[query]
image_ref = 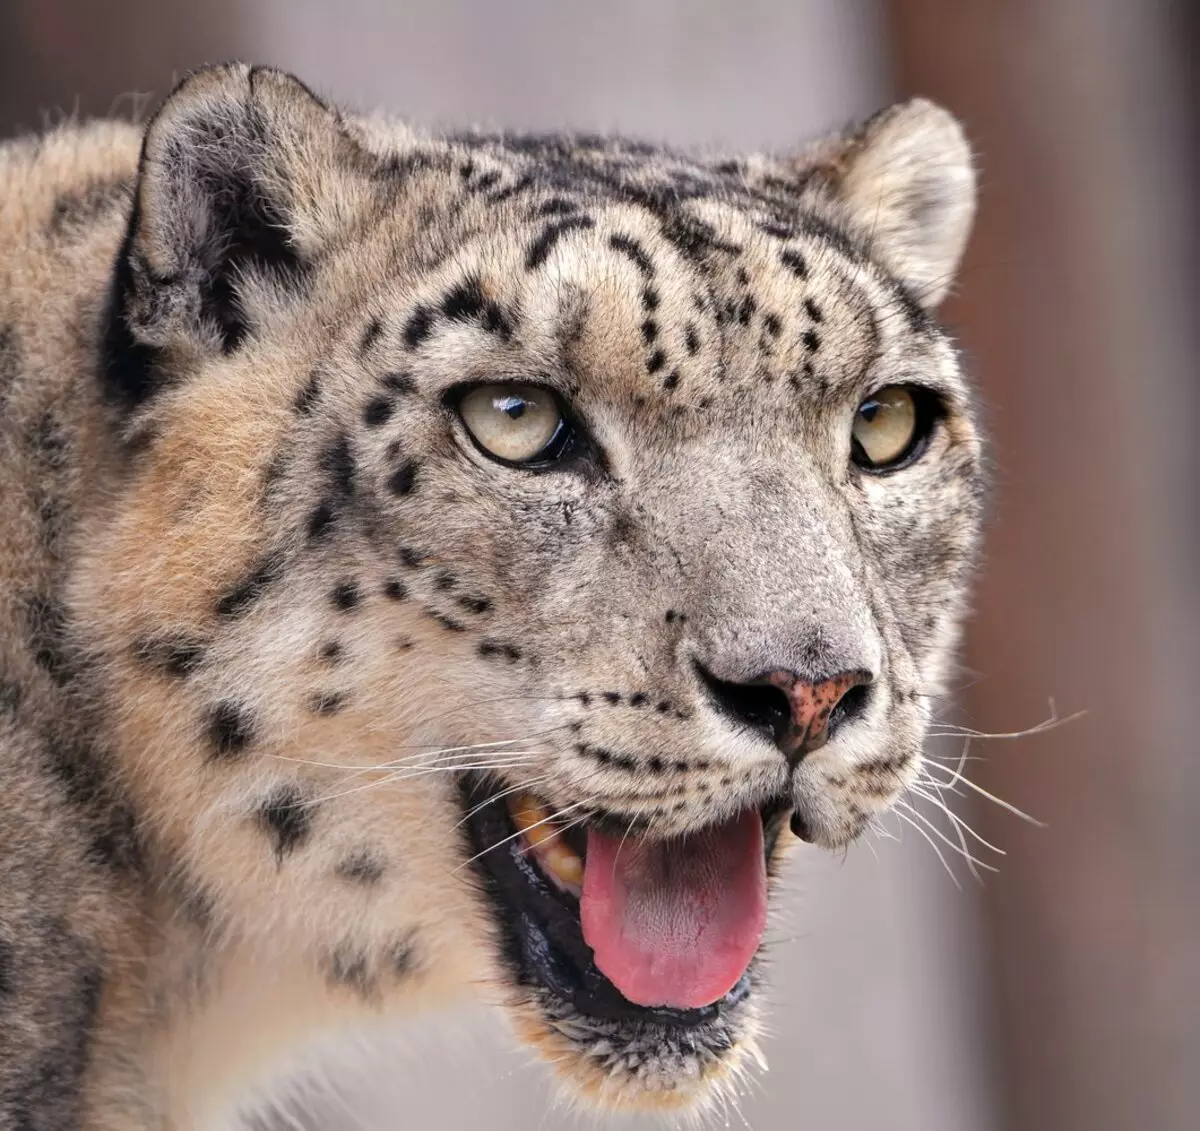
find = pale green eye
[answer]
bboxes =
[851,385,919,469]
[458,383,566,465]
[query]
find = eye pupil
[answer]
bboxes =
[859,401,880,423]
[497,396,527,420]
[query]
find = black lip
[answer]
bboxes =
[459,774,788,1031]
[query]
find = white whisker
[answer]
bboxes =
[922,757,1045,826]
[894,808,962,890]
[455,801,587,872]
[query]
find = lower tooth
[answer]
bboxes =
[544,842,584,888]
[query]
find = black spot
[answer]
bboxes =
[433,570,457,591]
[458,594,491,614]
[537,197,578,216]
[576,692,592,706]
[656,700,671,713]
[381,371,416,394]
[480,300,516,341]
[603,691,622,705]
[307,501,336,540]
[31,412,69,471]
[308,690,347,716]
[404,305,434,348]
[25,595,72,684]
[608,233,654,276]
[648,756,665,773]
[663,369,680,391]
[257,784,312,862]
[321,433,356,498]
[336,852,386,886]
[641,287,660,312]
[399,546,426,568]
[526,215,595,270]
[331,580,361,611]
[207,701,256,762]
[388,460,418,496]
[133,635,206,678]
[383,578,408,601]
[764,313,782,337]
[441,277,484,322]
[319,640,343,663]
[360,317,384,353]
[630,693,648,707]
[216,551,285,618]
[736,267,751,286]
[363,396,394,427]
[684,324,701,355]
[0,676,23,719]
[646,349,666,374]
[478,640,521,662]
[48,176,130,235]
[391,935,418,977]
[0,325,19,403]
[0,937,13,997]
[781,249,809,280]
[664,609,681,624]
[426,610,466,632]
[640,319,659,344]
[802,329,822,353]
[294,371,321,414]
[804,298,824,323]
[326,945,374,998]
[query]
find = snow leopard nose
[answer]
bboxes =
[697,664,873,766]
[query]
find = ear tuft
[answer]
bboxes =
[814,99,976,308]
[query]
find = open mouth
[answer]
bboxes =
[460,775,790,1030]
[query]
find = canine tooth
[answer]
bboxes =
[506,793,583,890]
[509,794,554,844]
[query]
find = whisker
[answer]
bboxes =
[926,702,1084,742]
[909,782,1007,855]
[897,799,999,878]
[296,759,540,808]
[264,747,545,774]
[922,758,1045,827]
[455,801,587,872]
[894,808,962,890]
[453,776,552,829]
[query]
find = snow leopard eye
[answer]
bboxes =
[850,385,938,471]
[456,383,575,467]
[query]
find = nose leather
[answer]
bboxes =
[760,669,872,763]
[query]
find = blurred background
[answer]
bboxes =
[2,2,1197,1129]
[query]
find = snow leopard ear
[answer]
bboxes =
[801,99,976,309]
[106,63,361,407]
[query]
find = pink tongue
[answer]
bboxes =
[580,810,766,1010]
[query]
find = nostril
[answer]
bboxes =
[827,680,871,739]
[696,661,874,762]
[695,661,793,747]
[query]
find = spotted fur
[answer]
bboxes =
[0,64,981,1125]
